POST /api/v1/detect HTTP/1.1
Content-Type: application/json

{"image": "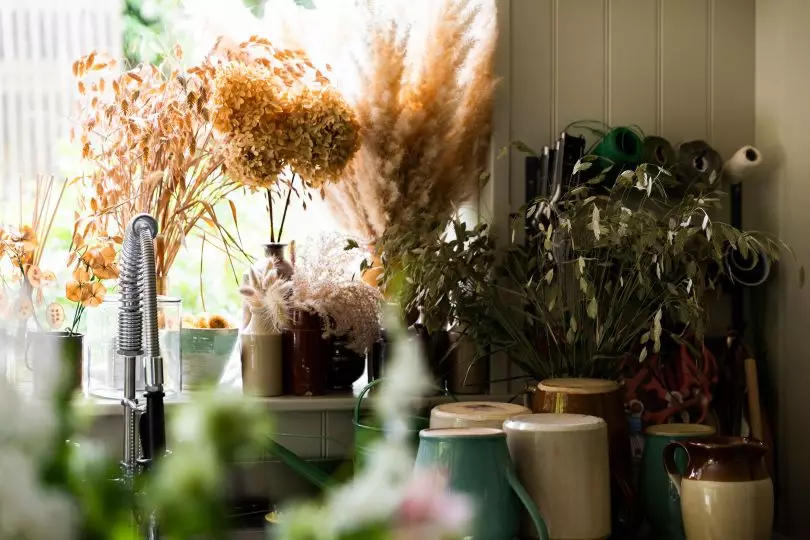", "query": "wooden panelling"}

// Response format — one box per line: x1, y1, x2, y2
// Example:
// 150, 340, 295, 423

503, 0, 756, 211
